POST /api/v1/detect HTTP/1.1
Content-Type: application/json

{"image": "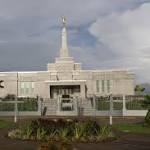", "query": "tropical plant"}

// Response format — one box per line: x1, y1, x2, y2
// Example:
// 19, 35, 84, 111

95, 125, 111, 141
8, 129, 22, 139
48, 128, 57, 139
8, 119, 116, 143
21, 122, 34, 139
84, 120, 100, 136
73, 122, 86, 140
57, 128, 69, 140
36, 127, 47, 140
100, 126, 111, 137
